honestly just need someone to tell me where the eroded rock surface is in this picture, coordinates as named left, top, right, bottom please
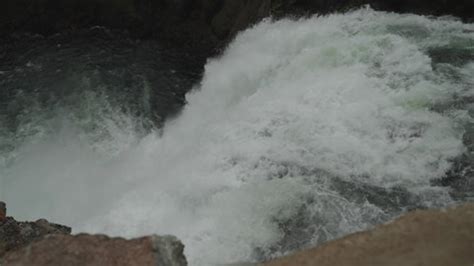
left=0, top=202, right=187, bottom=266
left=2, top=234, right=187, bottom=266
left=263, top=203, right=474, bottom=266
left=0, top=215, right=71, bottom=258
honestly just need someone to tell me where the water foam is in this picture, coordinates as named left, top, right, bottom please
left=1, top=8, right=473, bottom=265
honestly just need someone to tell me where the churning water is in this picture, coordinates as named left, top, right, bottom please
left=1, top=8, right=473, bottom=265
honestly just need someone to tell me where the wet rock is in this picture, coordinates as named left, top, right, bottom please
left=330, top=179, right=423, bottom=213
left=263, top=203, right=474, bottom=266
left=433, top=154, right=474, bottom=201
left=2, top=234, right=187, bottom=266
left=0, top=0, right=139, bottom=37
left=210, top=0, right=271, bottom=39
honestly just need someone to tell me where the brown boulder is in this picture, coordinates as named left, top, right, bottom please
left=0, top=212, right=71, bottom=258
left=2, top=234, right=187, bottom=266
left=0, top=202, right=5, bottom=221
left=264, top=203, right=474, bottom=266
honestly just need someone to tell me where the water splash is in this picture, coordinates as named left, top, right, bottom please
left=1, top=8, right=473, bottom=265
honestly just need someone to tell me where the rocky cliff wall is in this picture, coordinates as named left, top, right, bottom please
left=1, top=0, right=473, bottom=53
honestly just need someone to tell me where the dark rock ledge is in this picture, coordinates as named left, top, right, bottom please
left=1, top=0, right=473, bottom=56
left=0, top=202, right=187, bottom=266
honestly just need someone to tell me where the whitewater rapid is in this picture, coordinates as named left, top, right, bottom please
left=1, top=8, right=473, bottom=265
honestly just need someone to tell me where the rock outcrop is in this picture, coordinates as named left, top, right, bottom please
left=0, top=202, right=5, bottom=221
left=2, top=203, right=474, bottom=265
left=2, top=234, right=187, bottom=266
left=0, top=202, right=187, bottom=266
left=263, top=203, right=474, bottom=266
left=0, top=208, right=71, bottom=258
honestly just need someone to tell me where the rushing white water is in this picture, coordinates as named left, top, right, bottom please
left=1, top=8, right=474, bottom=265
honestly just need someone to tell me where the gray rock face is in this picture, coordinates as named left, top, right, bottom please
left=152, top=235, right=188, bottom=266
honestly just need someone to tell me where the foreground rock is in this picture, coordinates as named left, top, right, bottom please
left=0, top=210, right=71, bottom=258
left=0, top=202, right=187, bottom=266
left=2, top=234, right=186, bottom=266
left=263, top=203, right=474, bottom=266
